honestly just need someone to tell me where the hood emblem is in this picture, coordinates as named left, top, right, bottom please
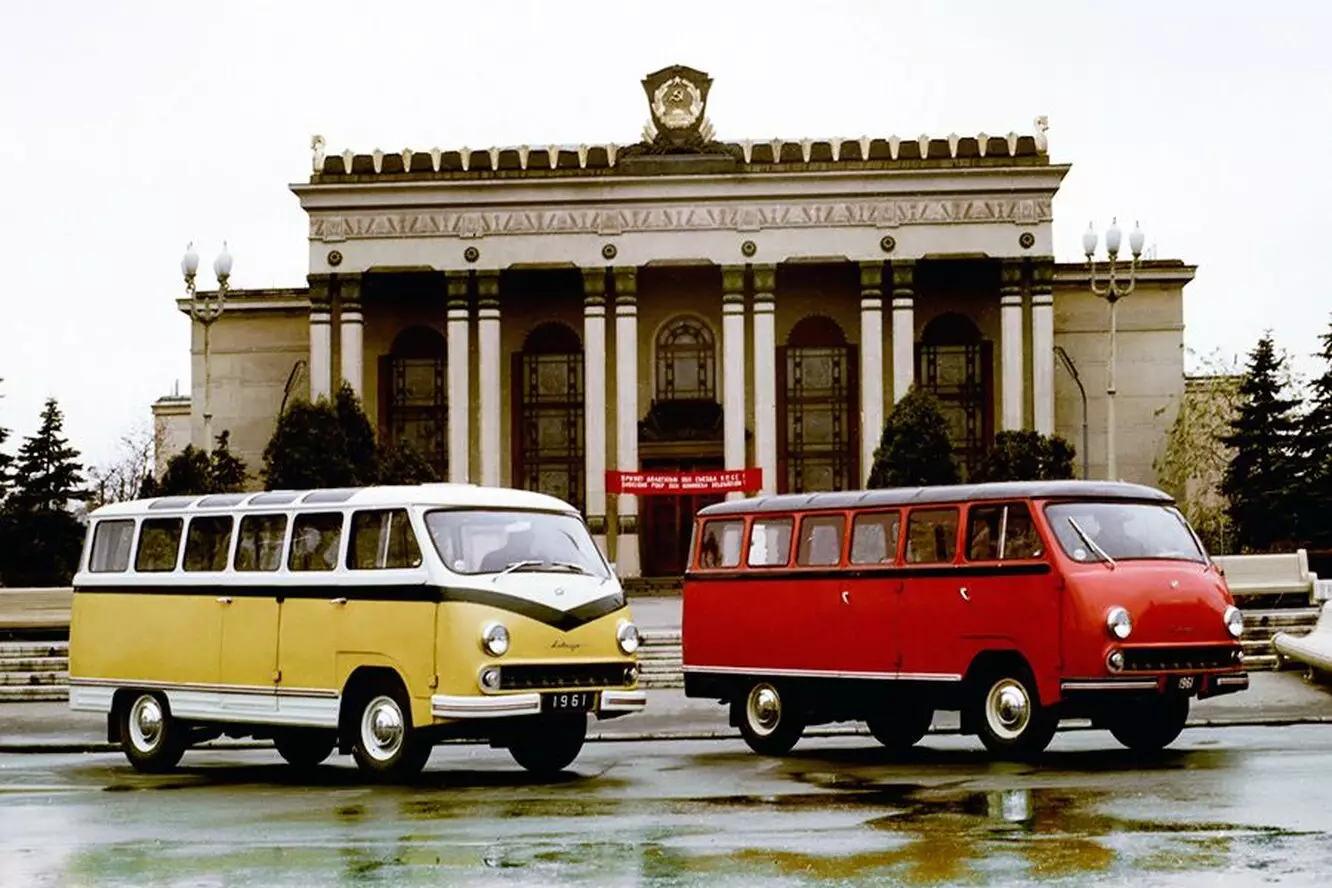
left=1170, top=580, right=1180, bottom=589
left=554, top=587, right=565, bottom=597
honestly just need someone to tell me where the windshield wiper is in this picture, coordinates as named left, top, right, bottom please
left=546, top=561, right=591, bottom=575
left=1067, top=517, right=1116, bottom=570
left=492, top=560, right=545, bottom=580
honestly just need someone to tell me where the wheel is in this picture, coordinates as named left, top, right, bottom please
left=866, top=702, right=935, bottom=751
left=348, top=681, right=432, bottom=781
left=273, top=728, right=337, bottom=768
left=1107, top=694, right=1190, bottom=752
left=970, top=669, right=1057, bottom=760
left=507, top=715, right=588, bottom=776
left=735, top=682, right=805, bottom=756
left=118, top=691, right=187, bottom=774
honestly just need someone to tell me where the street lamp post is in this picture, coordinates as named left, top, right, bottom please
left=1054, top=346, right=1089, bottom=480
left=1082, top=219, right=1144, bottom=481
left=181, top=242, right=232, bottom=453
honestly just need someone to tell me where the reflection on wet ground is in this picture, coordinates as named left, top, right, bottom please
left=2, top=727, right=1332, bottom=886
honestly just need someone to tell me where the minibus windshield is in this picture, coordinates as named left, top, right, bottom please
left=1044, top=501, right=1206, bottom=564
left=424, top=509, right=611, bottom=579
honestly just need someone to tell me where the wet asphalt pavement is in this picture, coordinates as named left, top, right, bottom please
left=4, top=725, right=1332, bottom=887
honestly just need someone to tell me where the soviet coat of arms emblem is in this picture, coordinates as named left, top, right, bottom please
left=641, top=65, right=713, bottom=149
left=652, top=77, right=704, bottom=130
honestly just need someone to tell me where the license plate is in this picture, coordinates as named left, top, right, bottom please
left=541, top=691, right=598, bottom=713
left=1171, top=674, right=1199, bottom=692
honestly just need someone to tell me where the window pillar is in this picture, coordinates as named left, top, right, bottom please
left=477, top=271, right=501, bottom=487
left=445, top=271, right=470, bottom=484
left=613, top=266, right=639, bottom=577
left=752, top=264, right=777, bottom=496
left=582, top=268, right=609, bottom=555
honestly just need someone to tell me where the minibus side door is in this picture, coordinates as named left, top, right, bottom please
left=895, top=506, right=969, bottom=679
left=845, top=510, right=903, bottom=676
left=958, top=501, right=1060, bottom=686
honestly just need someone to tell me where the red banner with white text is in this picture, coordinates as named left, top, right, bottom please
left=605, top=468, right=762, bottom=495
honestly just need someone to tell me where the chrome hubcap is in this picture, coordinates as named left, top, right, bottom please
left=747, top=685, right=782, bottom=736
left=360, top=695, right=404, bottom=762
left=129, top=696, right=163, bottom=751
left=986, top=679, right=1031, bottom=740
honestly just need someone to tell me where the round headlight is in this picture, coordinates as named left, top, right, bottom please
left=1224, top=605, right=1244, bottom=639
left=481, top=622, right=510, bottom=657
left=616, top=619, right=640, bottom=655
left=1106, top=606, right=1133, bottom=640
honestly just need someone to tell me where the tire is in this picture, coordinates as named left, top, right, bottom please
left=273, top=728, right=337, bottom=768
left=348, top=680, right=432, bottom=781
left=734, top=682, right=805, bottom=756
left=970, top=668, right=1057, bottom=760
left=508, top=715, right=588, bottom=777
left=866, top=703, right=935, bottom=751
left=1107, top=694, right=1190, bottom=752
left=118, top=691, right=187, bottom=774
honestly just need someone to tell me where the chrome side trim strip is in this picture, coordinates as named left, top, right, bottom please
left=599, top=690, right=647, bottom=712
left=682, top=665, right=962, bottom=682
left=68, top=677, right=338, bottom=698
left=1061, top=680, right=1159, bottom=691
left=431, top=692, right=542, bottom=719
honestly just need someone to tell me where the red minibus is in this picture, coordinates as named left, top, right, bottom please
left=681, top=480, right=1248, bottom=759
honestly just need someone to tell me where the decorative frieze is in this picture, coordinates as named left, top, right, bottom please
left=308, top=197, right=1053, bottom=242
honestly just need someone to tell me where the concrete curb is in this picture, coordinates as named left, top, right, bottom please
left=4, top=715, right=1330, bottom=755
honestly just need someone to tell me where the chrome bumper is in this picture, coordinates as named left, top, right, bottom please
left=430, top=689, right=647, bottom=719
left=1061, top=672, right=1249, bottom=696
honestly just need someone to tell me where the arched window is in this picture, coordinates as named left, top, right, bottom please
left=655, top=317, right=716, bottom=402
left=382, top=326, right=447, bottom=477
left=778, top=316, right=858, bottom=493
left=917, top=312, right=993, bottom=478
left=513, top=322, right=585, bottom=511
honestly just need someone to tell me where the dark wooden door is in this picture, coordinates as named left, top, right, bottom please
left=640, top=457, right=725, bottom=577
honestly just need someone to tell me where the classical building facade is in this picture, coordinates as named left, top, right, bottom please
left=157, top=66, right=1195, bottom=577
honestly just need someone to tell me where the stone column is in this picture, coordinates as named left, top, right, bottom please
left=338, top=274, right=364, bottom=399
left=859, top=261, right=885, bottom=484
left=1000, top=260, right=1025, bottom=431
left=751, top=264, right=777, bottom=496
left=1031, top=258, right=1056, bottom=436
left=890, top=260, right=916, bottom=402
left=308, top=274, right=332, bottom=402
left=476, top=271, right=501, bottom=487
left=612, top=266, right=640, bottom=577
left=582, top=268, right=609, bottom=555
left=722, top=265, right=748, bottom=501
left=445, top=272, right=471, bottom=484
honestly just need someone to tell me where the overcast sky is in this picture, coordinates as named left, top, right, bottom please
left=2, top=0, right=1328, bottom=469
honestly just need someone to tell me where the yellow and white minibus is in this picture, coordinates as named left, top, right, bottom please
left=68, top=483, right=645, bottom=779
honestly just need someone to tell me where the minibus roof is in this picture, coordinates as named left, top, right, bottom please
left=697, top=480, right=1173, bottom=517
left=87, top=483, right=580, bottom=519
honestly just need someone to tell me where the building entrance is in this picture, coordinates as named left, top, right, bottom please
left=639, top=455, right=726, bottom=577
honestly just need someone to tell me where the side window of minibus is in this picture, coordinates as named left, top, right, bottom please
left=796, top=515, right=845, bottom=567
left=135, top=518, right=184, bottom=573
left=184, top=516, right=234, bottom=572
left=288, top=513, right=344, bottom=572
left=89, top=519, right=135, bottom=573
left=697, top=519, right=744, bottom=569
left=904, top=508, right=960, bottom=564
left=235, top=515, right=288, bottom=572
left=747, top=518, right=794, bottom=567
left=966, top=503, right=1044, bottom=561
left=849, top=511, right=901, bottom=565
left=349, top=509, right=423, bottom=570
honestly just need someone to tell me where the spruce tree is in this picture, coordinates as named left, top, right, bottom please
left=8, top=398, right=85, bottom=512
left=866, top=386, right=960, bottom=488
left=209, top=430, right=248, bottom=492
left=970, top=430, right=1077, bottom=484
left=157, top=445, right=215, bottom=496
left=378, top=440, right=442, bottom=485
left=334, top=383, right=380, bottom=485
left=1295, top=317, right=1332, bottom=550
left=0, top=378, right=13, bottom=502
left=1220, top=334, right=1302, bottom=552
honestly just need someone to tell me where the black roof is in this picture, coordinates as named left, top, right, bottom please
left=696, top=480, right=1173, bottom=517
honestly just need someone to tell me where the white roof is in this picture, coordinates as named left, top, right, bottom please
left=87, top=483, right=579, bottom=520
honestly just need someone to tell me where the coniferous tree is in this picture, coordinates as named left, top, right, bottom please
left=335, top=383, right=380, bottom=486
left=209, top=430, right=248, bottom=492
left=378, top=440, right=442, bottom=485
left=1295, top=317, right=1332, bottom=550
left=261, top=397, right=355, bottom=490
left=7, top=398, right=85, bottom=513
left=1220, top=334, right=1303, bottom=552
left=1, top=398, right=86, bottom=586
left=157, top=445, right=214, bottom=496
left=970, top=430, right=1077, bottom=484
left=0, top=379, right=13, bottom=503
left=866, top=386, right=961, bottom=488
